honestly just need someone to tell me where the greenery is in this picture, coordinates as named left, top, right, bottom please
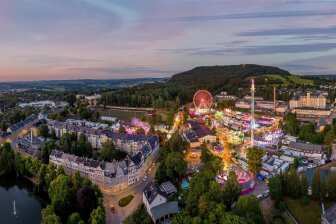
left=118, top=194, right=134, bottom=207
left=0, top=144, right=105, bottom=224
left=100, top=65, right=291, bottom=109
left=155, top=132, right=188, bottom=184
left=100, top=139, right=127, bottom=162
left=246, top=146, right=265, bottom=175
left=268, top=176, right=283, bottom=206
left=123, top=204, right=152, bottom=224
left=235, top=195, right=265, bottom=224
left=282, top=113, right=300, bottom=136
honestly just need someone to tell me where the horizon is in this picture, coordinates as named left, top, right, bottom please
left=1, top=1, right=336, bottom=81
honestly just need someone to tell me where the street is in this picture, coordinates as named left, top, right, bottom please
left=103, top=162, right=158, bottom=224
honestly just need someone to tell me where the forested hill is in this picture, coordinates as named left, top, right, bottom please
left=169, top=64, right=290, bottom=89
left=100, top=64, right=293, bottom=109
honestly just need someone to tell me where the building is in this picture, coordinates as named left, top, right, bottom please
left=143, top=182, right=179, bottom=223
left=290, top=92, right=327, bottom=109
left=100, top=116, right=118, bottom=122
left=235, top=100, right=251, bottom=109
left=18, top=100, right=56, bottom=108
left=288, top=141, right=324, bottom=161
left=6, top=114, right=38, bottom=134
left=182, top=131, right=201, bottom=148
left=50, top=135, right=158, bottom=192
left=46, top=119, right=159, bottom=155
left=291, top=107, right=331, bottom=118
left=84, top=94, right=101, bottom=106
left=215, top=92, right=238, bottom=101
left=187, top=121, right=217, bottom=144
left=160, top=181, right=177, bottom=195
left=11, top=135, right=46, bottom=157
left=255, top=100, right=288, bottom=113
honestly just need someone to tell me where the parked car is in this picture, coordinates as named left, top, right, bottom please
left=312, top=164, right=317, bottom=168
left=264, top=190, right=270, bottom=197
left=297, top=166, right=304, bottom=173
left=307, top=164, right=313, bottom=169
left=143, top=175, right=147, bottom=181
left=111, top=205, right=115, bottom=213
left=257, top=194, right=263, bottom=200
left=302, top=159, right=308, bottom=165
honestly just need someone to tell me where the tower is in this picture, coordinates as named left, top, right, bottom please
left=273, top=86, right=276, bottom=113
left=250, top=79, right=255, bottom=147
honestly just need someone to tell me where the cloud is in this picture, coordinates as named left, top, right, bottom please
left=166, top=9, right=336, bottom=22
left=160, top=42, right=336, bottom=56
left=13, top=55, right=101, bottom=65
left=237, top=25, right=336, bottom=37
left=66, top=66, right=177, bottom=76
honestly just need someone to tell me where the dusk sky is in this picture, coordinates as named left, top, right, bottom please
left=1, top=0, right=336, bottom=81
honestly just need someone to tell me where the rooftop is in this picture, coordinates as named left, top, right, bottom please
left=143, top=181, right=166, bottom=205
left=150, top=201, right=179, bottom=221
left=288, top=141, right=324, bottom=153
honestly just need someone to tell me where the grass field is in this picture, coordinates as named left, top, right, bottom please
left=118, top=194, right=134, bottom=207
left=262, top=74, right=314, bottom=86
left=284, top=197, right=334, bottom=224
left=100, top=109, right=146, bottom=122
left=287, top=75, right=314, bottom=85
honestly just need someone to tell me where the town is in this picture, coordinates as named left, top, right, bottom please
left=2, top=68, right=336, bottom=224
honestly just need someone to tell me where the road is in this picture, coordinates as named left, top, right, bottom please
left=104, top=163, right=158, bottom=224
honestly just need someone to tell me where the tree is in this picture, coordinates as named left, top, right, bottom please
left=77, top=186, right=98, bottom=220
left=100, top=139, right=127, bottom=162
left=39, top=124, right=49, bottom=138
left=312, top=169, right=321, bottom=200
left=235, top=195, right=265, bottom=224
left=41, top=205, right=61, bottom=224
left=89, top=206, right=105, bottom=224
left=246, top=147, right=264, bottom=175
left=328, top=171, right=336, bottom=200
left=294, top=158, right=300, bottom=169
left=300, top=174, right=308, bottom=196
left=48, top=174, right=73, bottom=216
left=124, top=204, right=152, bottom=224
left=223, top=171, right=241, bottom=209
left=119, top=125, right=126, bottom=133
left=268, top=176, right=282, bottom=206
left=0, top=142, right=15, bottom=175
left=283, top=113, right=300, bottom=136
left=321, top=173, right=326, bottom=199
left=67, top=213, right=84, bottom=224
left=165, top=152, right=187, bottom=181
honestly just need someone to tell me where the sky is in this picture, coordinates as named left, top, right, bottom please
left=1, top=0, right=336, bottom=81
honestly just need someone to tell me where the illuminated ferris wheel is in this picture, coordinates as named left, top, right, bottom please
left=193, top=90, right=213, bottom=110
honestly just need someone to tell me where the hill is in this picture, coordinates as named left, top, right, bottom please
left=100, top=64, right=295, bottom=109
left=169, top=64, right=290, bottom=90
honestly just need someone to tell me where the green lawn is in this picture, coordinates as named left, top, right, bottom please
left=284, top=197, right=334, bottom=224
left=287, top=75, right=314, bottom=85
left=118, top=194, right=134, bottom=207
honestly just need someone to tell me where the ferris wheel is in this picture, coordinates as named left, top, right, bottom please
left=193, top=90, right=213, bottom=110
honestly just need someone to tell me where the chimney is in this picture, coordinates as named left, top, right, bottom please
left=273, top=87, right=276, bottom=113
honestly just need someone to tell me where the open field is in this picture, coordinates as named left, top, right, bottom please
left=287, top=75, right=314, bottom=85
left=262, top=74, right=314, bottom=86
left=284, top=197, right=334, bottom=224
left=100, top=109, right=146, bottom=123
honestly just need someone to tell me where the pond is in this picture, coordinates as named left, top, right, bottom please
left=0, top=174, right=45, bottom=224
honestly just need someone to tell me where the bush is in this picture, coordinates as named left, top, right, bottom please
left=301, top=196, right=309, bottom=206
left=118, top=194, right=134, bottom=207
left=278, top=201, right=286, bottom=212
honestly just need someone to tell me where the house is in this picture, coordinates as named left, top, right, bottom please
left=188, top=121, right=217, bottom=144
left=143, top=182, right=167, bottom=211
left=160, top=181, right=177, bottom=195
left=288, top=141, right=324, bottom=161
left=143, top=181, right=179, bottom=224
